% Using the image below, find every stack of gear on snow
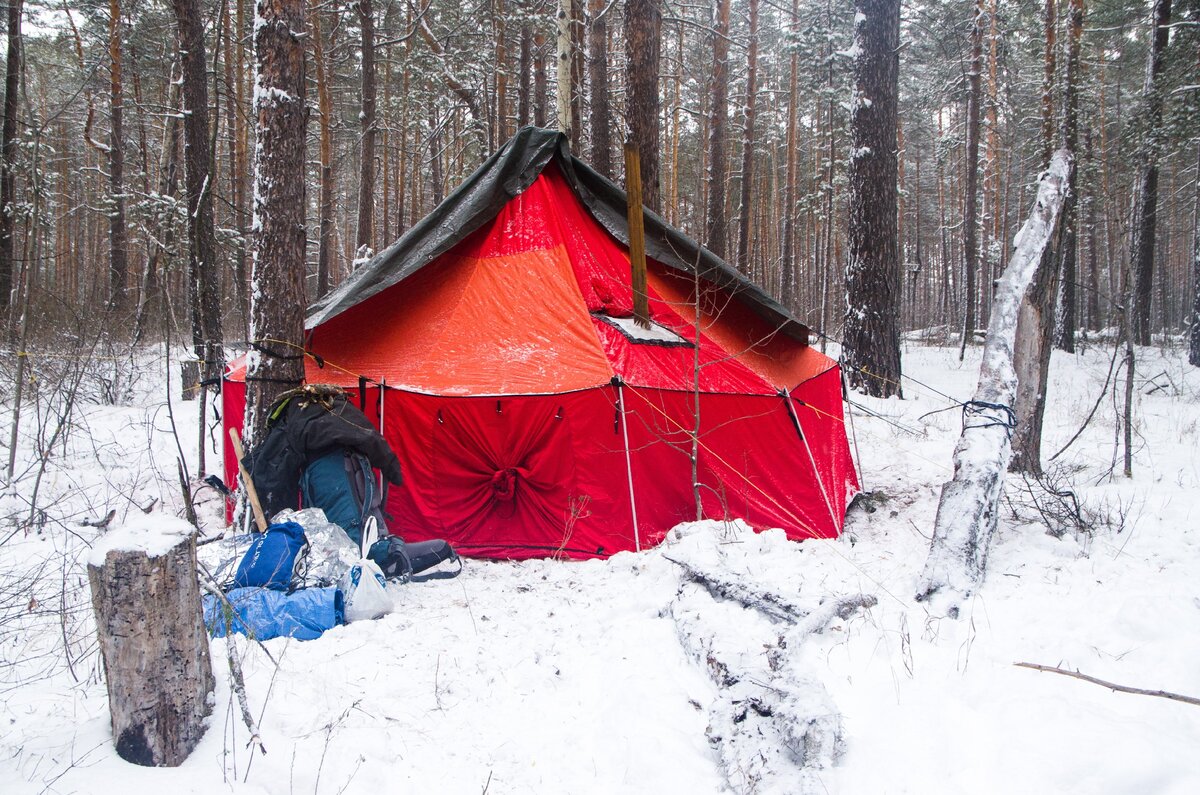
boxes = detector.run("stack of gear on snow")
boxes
[203,386,459,642]
[245,383,459,577]
[244,384,403,542]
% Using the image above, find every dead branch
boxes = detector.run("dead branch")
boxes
[1014,662,1200,707]
[664,555,807,622]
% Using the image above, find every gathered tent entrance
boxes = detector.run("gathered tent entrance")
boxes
[224,128,858,559]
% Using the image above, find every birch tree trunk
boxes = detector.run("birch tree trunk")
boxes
[556,0,573,142]
[915,150,1072,615]
[1011,0,1082,474]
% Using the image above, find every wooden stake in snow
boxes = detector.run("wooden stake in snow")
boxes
[88,518,214,766]
[915,150,1072,616]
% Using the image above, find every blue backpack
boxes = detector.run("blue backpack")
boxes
[232,520,309,590]
[300,449,387,547]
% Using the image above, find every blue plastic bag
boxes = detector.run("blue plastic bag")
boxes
[204,586,344,641]
[233,520,308,590]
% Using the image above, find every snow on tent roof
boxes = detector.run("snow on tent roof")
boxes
[306,127,810,345]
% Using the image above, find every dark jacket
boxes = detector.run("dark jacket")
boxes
[245,388,403,517]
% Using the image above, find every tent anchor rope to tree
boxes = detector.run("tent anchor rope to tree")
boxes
[225,127,859,559]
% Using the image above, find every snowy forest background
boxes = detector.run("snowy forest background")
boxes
[0,1,1199,792]
[0,0,1195,354]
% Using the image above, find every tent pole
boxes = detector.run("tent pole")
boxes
[618,383,642,551]
[783,394,842,536]
[839,366,867,491]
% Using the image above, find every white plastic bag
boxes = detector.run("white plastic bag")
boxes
[338,517,393,622]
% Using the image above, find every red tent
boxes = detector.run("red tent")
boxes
[224,128,858,559]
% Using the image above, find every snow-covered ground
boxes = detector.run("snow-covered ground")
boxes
[1,341,1198,793]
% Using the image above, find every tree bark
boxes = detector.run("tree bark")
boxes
[107,0,130,312]
[843,0,902,399]
[1054,0,1083,353]
[311,8,335,297]
[1190,140,1200,367]
[556,0,572,141]
[588,0,610,178]
[0,0,21,316]
[916,151,1071,614]
[1011,0,1082,474]
[518,16,531,127]
[624,0,660,213]
[355,0,376,258]
[173,0,224,382]
[781,0,799,309]
[245,0,308,442]
[959,0,984,358]
[704,0,731,260]
[1129,0,1172,346]
[734,0,758,276]
[88,533,214,766]
[533,30,547,127]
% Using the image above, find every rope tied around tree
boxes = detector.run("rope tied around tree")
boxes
[961,400,1017,439]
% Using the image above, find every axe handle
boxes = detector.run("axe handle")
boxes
[229,428,268,532]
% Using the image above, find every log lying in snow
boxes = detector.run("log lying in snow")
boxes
[88,516,214,766]
[915,150,1072,616]
[669,562,875,794]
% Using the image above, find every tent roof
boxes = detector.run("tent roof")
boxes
[306,127,809,343]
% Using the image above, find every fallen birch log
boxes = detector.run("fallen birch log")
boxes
[88,516,214,766]
[915,150,1072,616]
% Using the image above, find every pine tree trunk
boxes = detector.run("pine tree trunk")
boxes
[518,18,531,126]
[107,0,130,313]
[624,0,660,212]
[588,0,610,178]
[1130,0,1172,346]
[0,0,22,315]
[959,0,984,358]
[355,0,376,258]
[493,0,508,143]
[245,0,308,442]
[780,0,799,309]
[704,0,731,260]
[843,0,902,399]
[1189,140,1200,367]
[174,0,224,382]
[734,0,758,276]
[88,533,213,766]
[534,30,547,126]
[1054,0,1082,353]
[312,8,335,298]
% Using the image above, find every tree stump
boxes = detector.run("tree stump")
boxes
[88,521,214,766]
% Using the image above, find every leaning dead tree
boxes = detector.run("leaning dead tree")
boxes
[915,150,1072,615]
